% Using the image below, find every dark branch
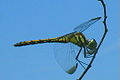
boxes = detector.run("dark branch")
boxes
[77,0,108,80]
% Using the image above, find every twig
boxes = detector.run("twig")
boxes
[77,0,108,80]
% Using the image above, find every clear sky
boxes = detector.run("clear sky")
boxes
[0,0,119,80]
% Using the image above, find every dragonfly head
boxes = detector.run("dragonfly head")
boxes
[87,39,97,54]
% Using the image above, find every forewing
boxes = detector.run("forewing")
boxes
[53,43,80,74]
[73,17,101,32]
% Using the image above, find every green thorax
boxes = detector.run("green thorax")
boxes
[57,32,88,47]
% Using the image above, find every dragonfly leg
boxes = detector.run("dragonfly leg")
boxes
[83,47,93,58]
[75,47,88,69]
[85,48,94,58]
[83,47,87,58]
[76,47,82,59]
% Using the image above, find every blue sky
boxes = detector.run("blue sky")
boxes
[0,0,119,80]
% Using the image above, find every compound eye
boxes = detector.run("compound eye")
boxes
[87,39,97,50]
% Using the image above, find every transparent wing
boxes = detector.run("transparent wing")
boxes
[53,43,80,74]
[73,17,101,32]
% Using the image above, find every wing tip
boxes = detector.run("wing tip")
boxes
[92,17,101,20]
[66,63,78,74]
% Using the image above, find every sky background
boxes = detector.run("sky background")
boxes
[0,0,119,80]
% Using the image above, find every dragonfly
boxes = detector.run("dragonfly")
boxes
[14,17,101,74]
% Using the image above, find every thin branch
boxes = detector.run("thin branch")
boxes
[77,0,108,80]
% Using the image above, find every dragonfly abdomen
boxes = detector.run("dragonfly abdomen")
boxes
[14,37,69,47]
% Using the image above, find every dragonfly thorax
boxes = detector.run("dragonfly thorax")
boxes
[70,32,88,47]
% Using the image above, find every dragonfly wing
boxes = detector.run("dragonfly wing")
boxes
[53,43,80,74]
[73,17,101,32]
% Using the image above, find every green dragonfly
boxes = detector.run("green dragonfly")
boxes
[14,17,101,74]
